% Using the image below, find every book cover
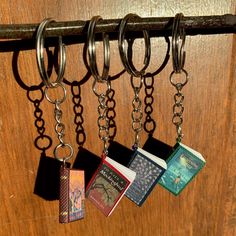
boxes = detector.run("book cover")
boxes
[158,143,206,195]
[59,167,85,223]
[125,148,167,206]
[86,156,136,216]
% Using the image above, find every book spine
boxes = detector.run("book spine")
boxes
[59,166,70,223]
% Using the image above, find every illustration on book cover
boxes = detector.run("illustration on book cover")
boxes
[86,163,128,216]
[159,146,205,195]
[69,171,85,221]
[125,150,165,206]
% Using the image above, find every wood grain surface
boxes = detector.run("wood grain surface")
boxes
[0,1,235,236]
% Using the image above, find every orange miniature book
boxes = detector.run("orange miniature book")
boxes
[59,166,85,223]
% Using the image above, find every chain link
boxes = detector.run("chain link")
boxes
[54,101,65,145]
[131,75,143,149]
[44,83,73,162]
[97,93,110,154]
[172,84,184,142]
[93,80,111,154]
[169,70,189,143]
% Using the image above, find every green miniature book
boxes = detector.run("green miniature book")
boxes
[158,143,206,195]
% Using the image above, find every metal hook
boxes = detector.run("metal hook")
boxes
[87,16,110,82]
[118,13,151,77]
[36,18,66,88]
[172,13,186,73]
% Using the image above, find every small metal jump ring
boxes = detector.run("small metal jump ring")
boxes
[118,13,151,77]
[131,75,144,92]
[44,82,67,105]
[36,18,66,88]
[92,78,111,97]
[87,16,110,82]
[169,69,189,88]
[53,143,74,162]
[172,13,186,73]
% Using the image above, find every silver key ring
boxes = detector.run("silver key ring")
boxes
[87,15,110,82]
[118,13,151,77]
[172,13,186,73]
[36,18,66,88]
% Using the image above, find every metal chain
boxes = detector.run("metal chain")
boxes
[131,75,143,149]
[98,93,109,154]
[54,101,65,145]
[93,80,111,155]
[172,83,184,142]
[169,70,189,143]
[44,83,73,162]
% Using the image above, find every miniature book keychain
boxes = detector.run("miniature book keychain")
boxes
[118,14,167,206]
[85,16,136,217]
[36,18,85,223]
[158,13,206,196]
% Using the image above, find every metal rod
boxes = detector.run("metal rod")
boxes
[0,14,235,40]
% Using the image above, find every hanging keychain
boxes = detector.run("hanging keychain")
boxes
[158,13,206,196]
[36,18,85,223]
[85,16,136,217]
[118,14,167,206]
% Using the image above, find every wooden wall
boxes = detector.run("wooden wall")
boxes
[0,1,235,235]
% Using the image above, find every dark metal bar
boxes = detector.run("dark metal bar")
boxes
[0,14,235,40]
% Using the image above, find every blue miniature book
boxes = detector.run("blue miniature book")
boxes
[125,148,167,206]
[158,143,206,195]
